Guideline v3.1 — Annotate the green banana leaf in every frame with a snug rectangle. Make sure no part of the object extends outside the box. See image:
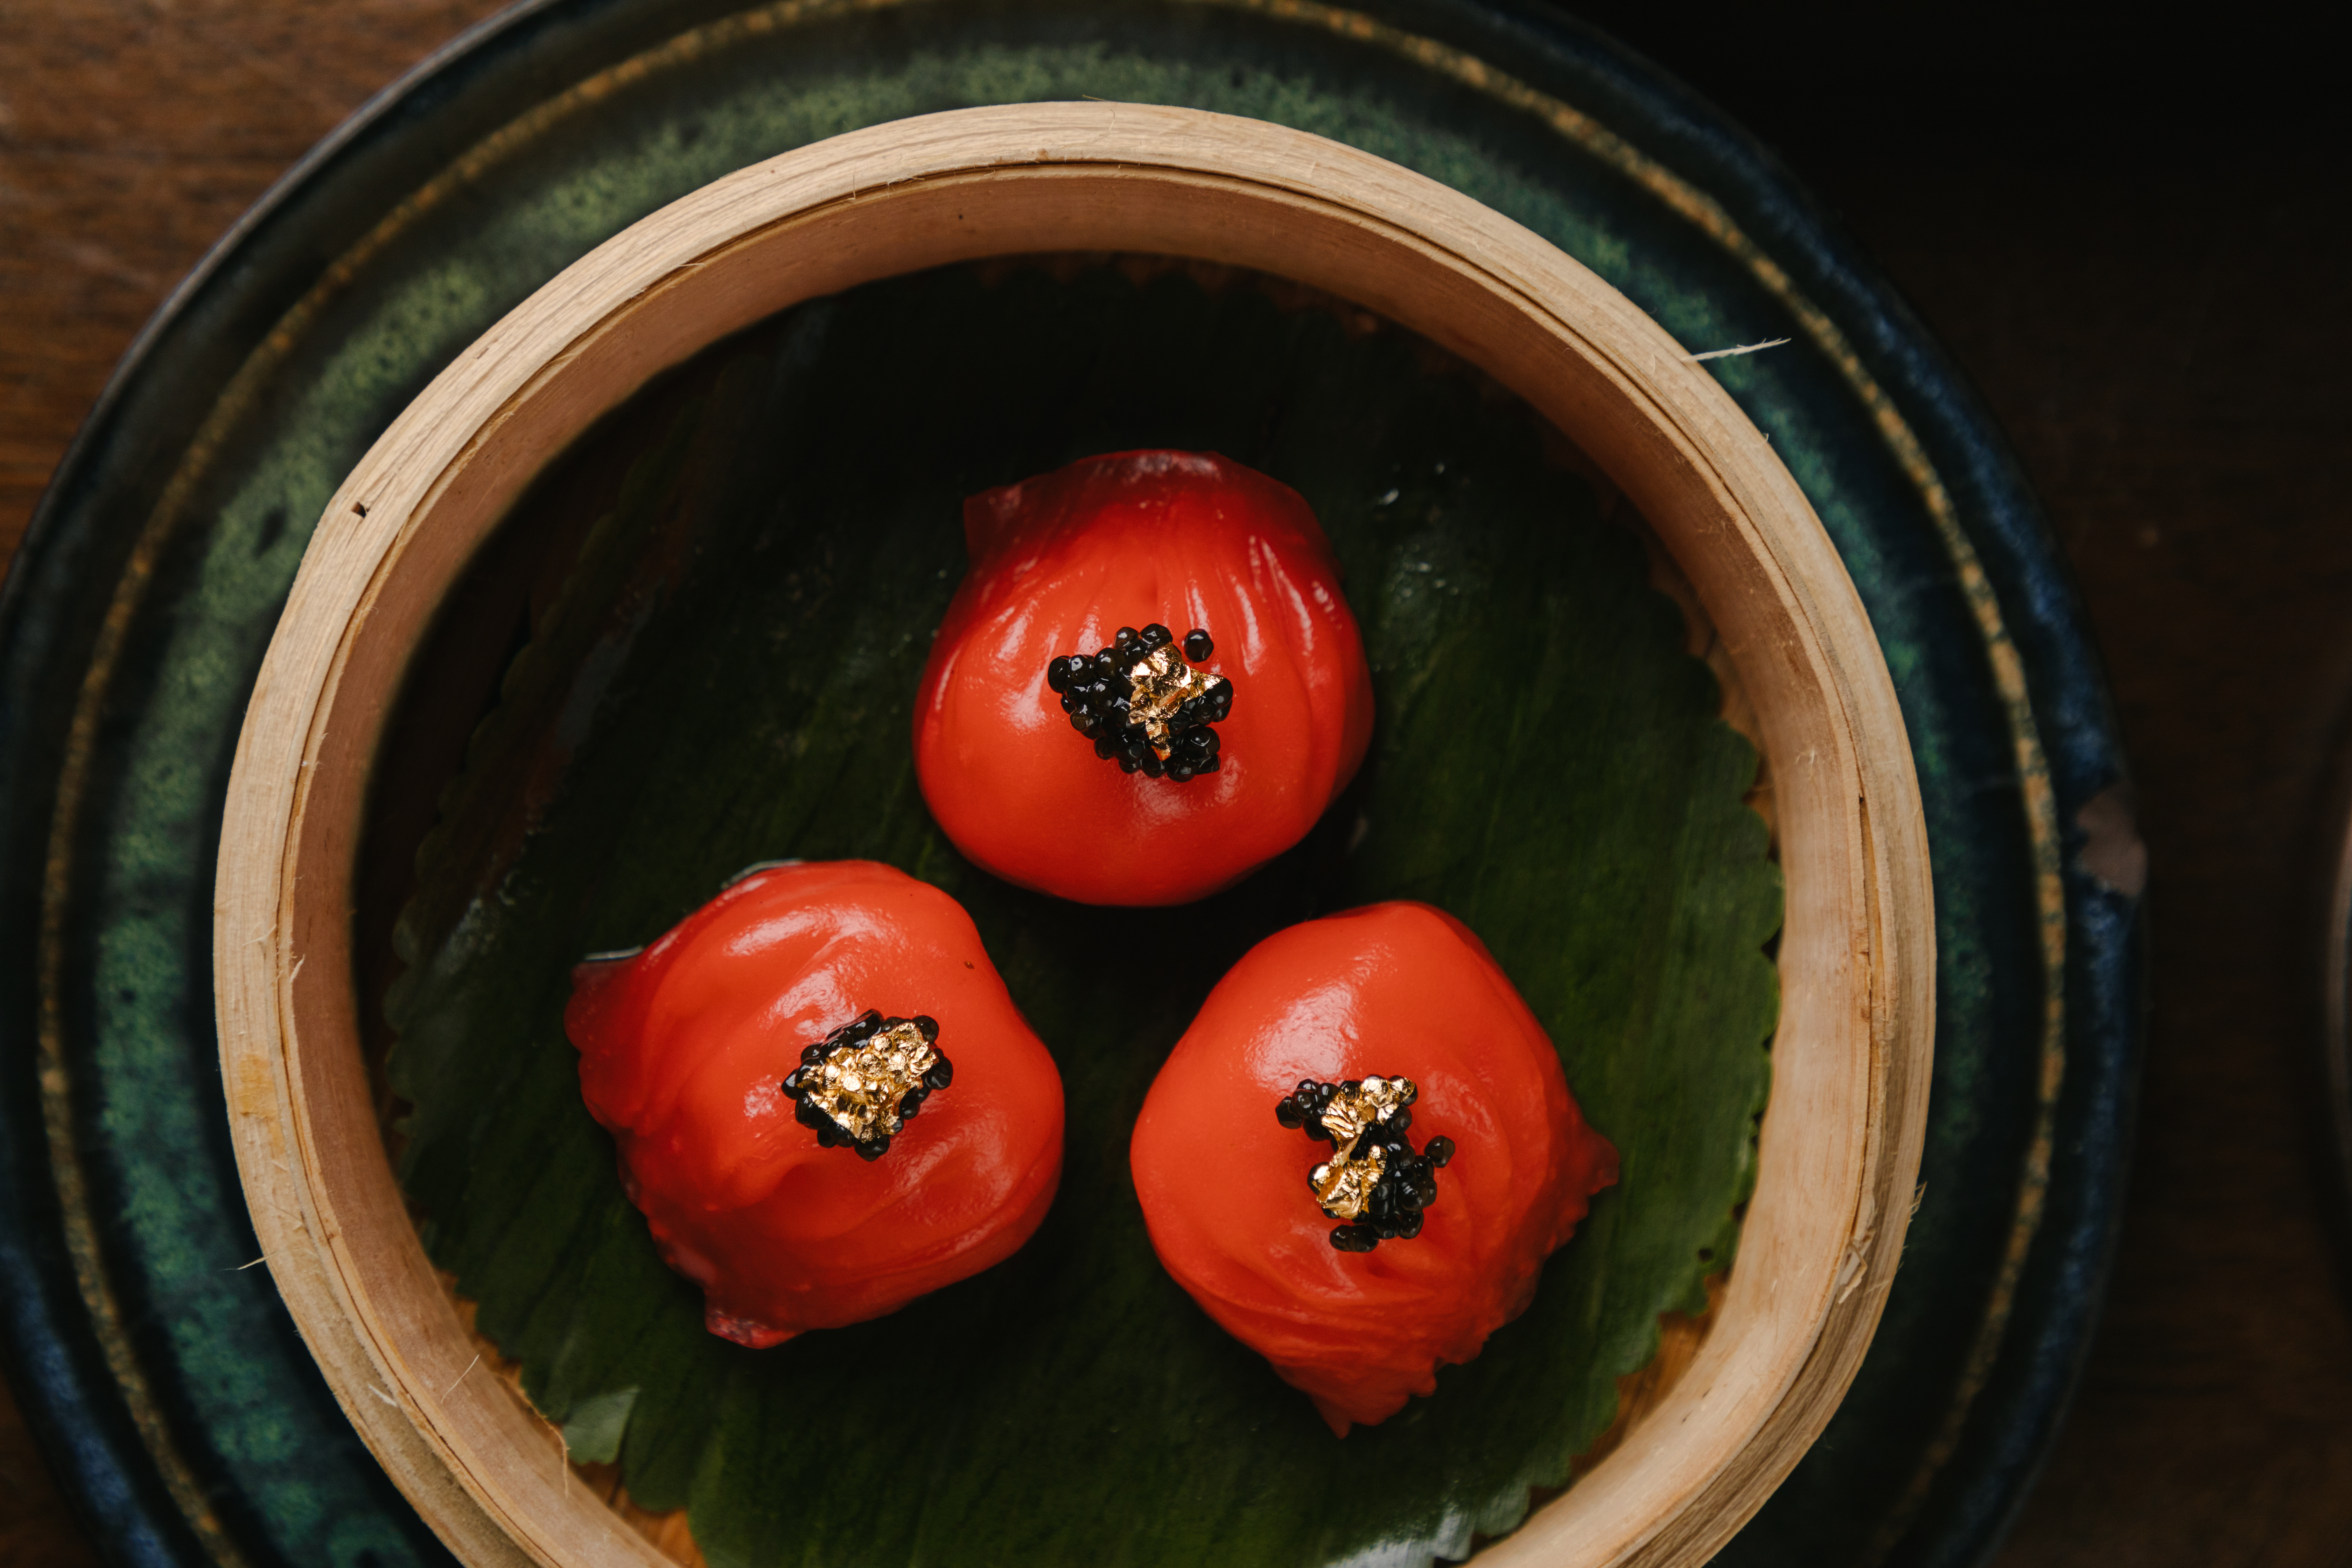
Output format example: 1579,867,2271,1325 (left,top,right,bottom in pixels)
384,260,1780,1568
